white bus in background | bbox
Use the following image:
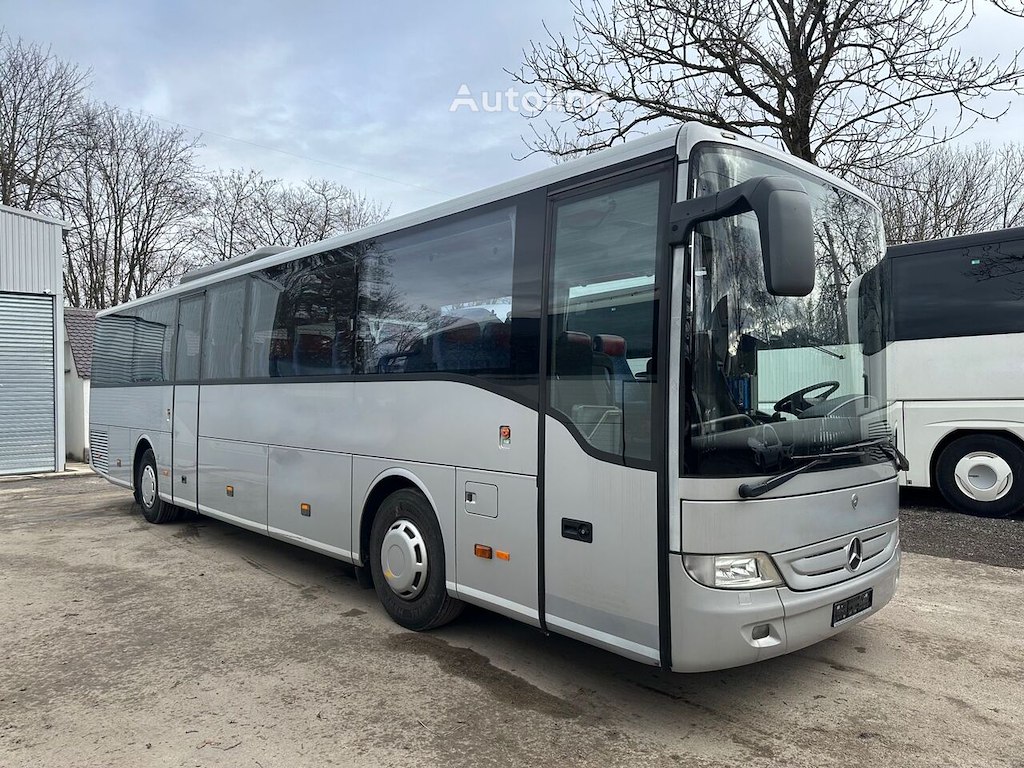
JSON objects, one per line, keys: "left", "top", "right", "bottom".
{"left": 90, "top": 123, "right": 902, "bottom": 673}
{"left": 853, "top": 227, "right": 1024, "bottom": 517}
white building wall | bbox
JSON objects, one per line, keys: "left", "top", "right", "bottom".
{"left": 63, "top": 340, "right": 91, "bottom": 462}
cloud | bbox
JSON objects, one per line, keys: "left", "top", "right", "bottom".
{"left": 2, "top": 0, "right": 1020, "bottom": 218}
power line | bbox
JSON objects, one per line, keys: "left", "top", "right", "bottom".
{"left": 131, "top": 108, "right": 447, "bottom": 197}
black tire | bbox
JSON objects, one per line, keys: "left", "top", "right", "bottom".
{"left": 935, "top": 435, "right": 1024, "bottom": 518}
{"left": 369, "top": 489, "right": 463, "bottom": 630}
{"left": 135, "top": 448, "right": 179, "bottom": 524}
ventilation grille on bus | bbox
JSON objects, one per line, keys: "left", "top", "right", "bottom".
{"left": 89, "top": 430, "right": 109, "bottom": 473}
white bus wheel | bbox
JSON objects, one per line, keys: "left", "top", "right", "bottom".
{"left": 936, "top": 435, "right": 1024, "bottom": 518}
{"left": 135, "top": 448, "right": 180, "bottom": 524}
{"left": 369, "top": 488, "right": 463, "bottom": 631}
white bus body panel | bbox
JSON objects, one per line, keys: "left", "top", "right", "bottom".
{"left": 543, "top": 418, "right": 661, "bottom": 664}
{"left": 172, "top": 385, "right": 199, "bottom": 508}
{"left": 198, "top": 437, "right": 268, "bottom": 529}
{"left": 898, "top": 400, "right": 1024, "bottom": 488}
{"left": 268, "top": 447, "right": 354, "bottom": 560}
{"left": 888, "top": 335, "right": 1024, "bottom": 488}
{"left": 91, "top": 385, "right": 173, "bottom": 490}
{"left": 672, "top": 476, "right": 900, "bottom": 672}
{"left": 454, "top": 467, "right": 539, "bottom": 625}
{"left": 197, "top": 382, "right": 537, "bottom": 475}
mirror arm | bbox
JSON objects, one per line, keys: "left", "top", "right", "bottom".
{"left": 667, "top": 178, "right": 766, "bottom": 247}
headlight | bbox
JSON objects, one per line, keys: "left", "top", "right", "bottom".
{"left": 683, "top": 552, "right": 784, "bottom": 589}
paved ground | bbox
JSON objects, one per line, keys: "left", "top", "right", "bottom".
{"left": 899, "top": 487, "right": 1024, "bottom": 569}
{"left": 1, "top": 475, "right": 1022, "bottom": 768}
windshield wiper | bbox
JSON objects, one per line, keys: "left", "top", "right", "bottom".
{"left": 737, "top": 439, "right": 910, "bottom": 500}
{"left": 810, "top": 344, "right": 845, "bottom": 360}
{"left": 738, "top": 451, "right": 862, "bottom": 499}
{"left": 833, "top": 437, "right": 910, "bottom": 472}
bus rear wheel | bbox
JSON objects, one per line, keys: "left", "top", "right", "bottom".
{"left": 936, "top": 435, "right": 1024, "bottom": 518}
{"left": 136, "top": 449, "right": 179, "bottom": 524}
{"left": 369, "top": 488, "right": 463, "bottom": 630}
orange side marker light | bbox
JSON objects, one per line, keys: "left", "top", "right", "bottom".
{"left": 495, "top": 550, "right": 510, "bottom": 561}
{"left": 474, "top": 544, "right": 493, "bottom": 559}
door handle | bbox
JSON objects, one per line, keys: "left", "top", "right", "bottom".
{"left": 561, "top": 518, "right": 593, "bottom": 543}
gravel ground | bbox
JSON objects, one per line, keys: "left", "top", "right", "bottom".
{"left": 898, "top": 487, "right": 1024, "bottom": 569}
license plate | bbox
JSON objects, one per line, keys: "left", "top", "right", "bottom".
{"left": 831, "top": 588, "right": 873, "bottom": 626}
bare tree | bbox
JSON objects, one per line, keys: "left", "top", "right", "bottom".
{"left": 0, "top": 31, "right": 88, "bottom": 208}
{"left": 512, "top": 0, "right": 1024, "bottom": 178}
{"left": 864, "top": 141, "right": 1024, "bottom": 244}
{"left": 198, "top": 170, "right": 389, "bottom": 262}
{"left": 54, "top": 105, "right": 205, "bottom": 308}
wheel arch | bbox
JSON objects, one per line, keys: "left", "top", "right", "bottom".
{"left": 357, "top": 469, "right": 441, "bottom": 568}
{"left": 131, "top": 434, "right": 156, "bottom": 491}
{"left": 930, "top": 429, "right": 1024, "bottom": 488}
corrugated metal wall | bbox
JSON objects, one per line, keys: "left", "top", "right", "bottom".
{"left": 756, "top": 345, "right": 864, "bottom": 411}
{"left": 0, "top": 206, "right": 65, "bottom": 295}
{"left": 0, "top": 294, "right": 56, "bottom": 473}
{"left": 0, "top": 205, "right": 67, "bottom": 473}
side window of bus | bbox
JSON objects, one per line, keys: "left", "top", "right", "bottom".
{"left": 547, "top": 177, "right": 663, "bottom": 462}
{"left": 892, "top": 240, "right": 1024, "bottom": 340}
{"left": 356, "top": 207, "right": 516, "bottom": 376}
{"left": 132, "top": 300, "right": 176, "bottom": 382}
{"left": 246, "top": 250, "right": 357, "bottom": 378}
{"left": 175, "top": 296, "right": 204, "bottom": 382}
{"left": 202, "top": 280, "right": 246, "bottom": 381}
{"left": 93, "top": 300, "right": 176, "bottom": 385}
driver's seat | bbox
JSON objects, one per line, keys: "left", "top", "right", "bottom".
{"left": 692, "top": 296, "right": 742, "bottom": 424}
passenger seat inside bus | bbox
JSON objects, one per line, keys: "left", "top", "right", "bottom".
{"left": 552, "top": 330, "right": 622, "bottom": 453}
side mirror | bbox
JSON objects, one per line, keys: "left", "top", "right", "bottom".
{"left": 668, "top": 175, "right": 816, "bottom": 297}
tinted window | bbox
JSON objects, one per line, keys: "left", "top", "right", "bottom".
{"left": 357, "top": 207, "right": 516, "bottom": 377}
{"left": 547, "top": 175, "right": 664, "bottom": 462}
{"left": 202, "top": 280, "right": 245, "bottom": 380}
{"left": 132, "top": 300, "right": 176, "bottom": 382}
{"left": 93, "top": 299, "right": 176, "bottom": 385}
{"left": 892, "top": 238, "right": 1024, "bottom": 340}
{"left": 248, "top": 249, "right": 357, "bottom": 377}
{"left": 93, "top": 315, "right": 135, "bottom": 386}
{"left": 856, "top": 265, "right": 885, "bottom": 355}
{"left": 175, "top": 295, "right": 204, "bottom": 381}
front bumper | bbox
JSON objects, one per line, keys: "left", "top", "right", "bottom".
{"left": 669, "top": 542, "right": 901, "bottom": 673}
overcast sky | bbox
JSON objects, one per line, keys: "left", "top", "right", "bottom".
{"left": 2, "top": 1, "right": 1022, "bottom": 217}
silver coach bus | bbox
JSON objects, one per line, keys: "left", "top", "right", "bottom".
{"left": 90, "top": 123, "right": 902, "bottom": 672}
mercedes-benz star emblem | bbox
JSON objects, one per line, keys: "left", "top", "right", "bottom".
{"left": 847, "top": 538, "right": 864, "bottom": 571}
{"left": 851, "top": 493, "right": 859, "bottom": 509}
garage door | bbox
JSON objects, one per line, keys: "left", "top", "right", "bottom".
{"left": 0, "top": 292, "right": 56, "bottom": 474}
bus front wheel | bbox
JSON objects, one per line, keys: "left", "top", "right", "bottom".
{"left": 369, "top": 488, "right": 464, "bottom": 630}
{"left": 936, "top": 435, "right": 1024, "bottom": 518}
{"left": 135, "top": 449, "right": 179, "bottom": 524}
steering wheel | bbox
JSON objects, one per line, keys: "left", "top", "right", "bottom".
{"left": 773, "top": 381, "right": 841, "bottom": 417}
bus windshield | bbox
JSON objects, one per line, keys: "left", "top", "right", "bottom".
{"left": 685, "top": 143, "right": 890, "bottom": 478}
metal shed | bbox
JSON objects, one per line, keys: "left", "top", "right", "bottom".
{"left": 0, "top": 204, "right": 69, "bottom": 475}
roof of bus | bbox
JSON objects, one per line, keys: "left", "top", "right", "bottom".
{"left": 887, "top": 226, "right": 1024, "bottom": 258}
{"left": 99, "top": 122, "right": 875, "bottom": 317}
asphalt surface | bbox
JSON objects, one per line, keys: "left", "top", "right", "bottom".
{"left": 899, "top": 487, "right": 1024, "bottom": 569}
{"left": 1, "top": 475, "right": 1022, "bottom": 767}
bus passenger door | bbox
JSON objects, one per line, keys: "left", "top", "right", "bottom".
{"left": 541, "top": 165, "right": 671, "bottom": 666}
{"left": 172, "top": 294, "right": 204, "bottom": 510}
